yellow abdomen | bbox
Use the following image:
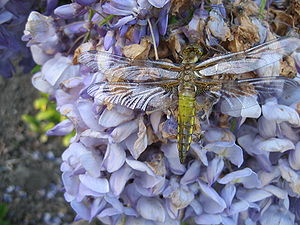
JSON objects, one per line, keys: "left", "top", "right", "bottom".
{"left": 178, "top": 84, "right": 196, "bottom": 163}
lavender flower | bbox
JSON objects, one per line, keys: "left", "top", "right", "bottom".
{"left": 102, "top": 0, "right": 170, "bottom": 48}
{"left": 22, "top": 1, "right": 300, "bottom": 225}
{"left": 0, "top": 0, "right": 37, "bottom": 77}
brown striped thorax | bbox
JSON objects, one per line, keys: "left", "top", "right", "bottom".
{"left": 78, "top": 37, "right": 300, "bottom": 163}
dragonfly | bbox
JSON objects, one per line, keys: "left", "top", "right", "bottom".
{"left": 78, "top": 37, "right": 300, "bottom": 163}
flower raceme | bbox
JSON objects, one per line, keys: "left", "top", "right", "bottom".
{"left": 22, "top": 0, "right": 300, "bottom": 224}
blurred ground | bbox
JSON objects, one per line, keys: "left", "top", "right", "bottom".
{"left": 0, "top": 73, "right": 98, "bottom": 225}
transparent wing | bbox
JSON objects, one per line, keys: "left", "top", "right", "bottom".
{"left": 195, "top": 37, "right": 300, "bottom": 76}
{"left": 194, "top": 76, "right": 299, "bottom": 115}
{"left": 87, "top": 81, "right": 178, "bottom": 112}
{"left": 78, "top": 50, "right": 181, "bottom": 82}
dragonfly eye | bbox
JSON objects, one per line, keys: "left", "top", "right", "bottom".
{"left": 182, "top": 45, "right": 204, "bottom": 63}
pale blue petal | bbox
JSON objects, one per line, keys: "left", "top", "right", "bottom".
{"left": 70, "top": 200, "right": 91, "bottom": 220}
{"left": 79, "top": 174, "right": 109, "bottom": 193}
{"left": 136, "top": 197, "right": 165, "bottom": 222}
{"left": 221, "top": 184, "right": 236, "bottom": 207}
{"left": 110, "top": 164, "right": 133, "bottom": 196}
{"left": 218, "top": 168, "right": 261, "bottom": 189}
{"left": 237, "top": 189, "right": 272, "bottom": 203}
{"left": 180, "top": 160, "right": 201, "bottom": 185}
{"left": 194, "top": 214, "right": 222, "bottom": 224}
{"left": 102, "top": 143, "right": 126, "bottom": 173}
{"left": 161, "top": 143, "right": 186, "bottom": 175}
{"left": 206, "top": 157, "right": 224, "bottom": 185}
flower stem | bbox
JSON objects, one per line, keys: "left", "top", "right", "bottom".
{"left": 147, "top": 18, "right": 159, "bottom": 60}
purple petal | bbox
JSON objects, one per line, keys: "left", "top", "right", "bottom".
{"left": 31, "top": 72, "right": 54, "bottom": 94}
{"left": 80, "top": 151, "right": 102, "bottom": 177}
{"left": 62, "top": 142, "right": 88, "bottom": 164}
{"left": 158, "top": 3, "right": 169, "bottom": 35}
{"left": 126, "top": 158, "right": 155, "bottom": 176}
{"left": 194, "top": 214, "right": 222, "bottom": 224}
{"left": 169, "top": 185, "right": 194, "bottom": 210}
{"left": 30, "top": 45, "right": 53, "bottom": 65}
{"left": 110, "top": 119, "right": 139, "bottom": 143}
{"left": 104, "top": 30, "right": 116, "bottom": 51}
{"left": 204, "top": 128, "right": 235, "bottom": 143}
{"left": 54, "top": 3, "right": 83, "bottom": 19}
{"left": 259, "top": 205, "right": 295, "bottom": 225}
{"left": 150, "top": 111, "right": 162, "bottom": 133}
{"left": 110, "top": 164, "right": 133, "bottom": 196}
{"left": 279, "top": 122, "right": 299, "bottom": 143}
{"left": 64, "top": 21, "right": 88, "bottom": 36}
{"left": 258, "top": 116, "right": 277, "bottom": 138}
{"left": 90, "top": 198, "right": 106, "bottom": 218}
{"left": 42, "top": 54, "right": 80, "bottom": 87}
{"left": 79, "top": 174, "right": 109, "bottom": 193}
{"left": 218, "top": 168, "right": 261, "bottom": 189}
{"left": 102, "top": 1, "right": 134, "bottom": 16}
{"left": 112, "top": 15, "right": 134, "bottom": 28}
{"left": 147, "top": 0, "right": 169, "bottom": 8}
{"left": 98, "top": 207, "right": 121, "bottom": 217}
{"left": 161, "top": 143, "right": 186, "bottom": 175}
{"left": 263, "top": 185, "right": 288, "bottom": 203}
{"left": 206, "top": 157, "right": 224, "bottom": 185}
{"left": 258, "top": 167, "right": 281, "bottom": 186}
{"left": 136, "top": 197, "right": 165, "bottom": 222}
{"left": 180, "top": 160, "right": 201, "bottom": 185}
{"left": 129, "top": 116, "right": 148, "bottom": 159}
{"left": 45, "top": 0, "right": 58, "bottom": 15}
{"left": 191, "top": 143, "right": 208, "bottom": 166}
{"left": 236, "top": 189, "right": 272, "bottom": 203}
{"left": 77, "top": 100, "right": 102, "bottom": 131}
{"left": 221, "top": 184, "right": 236, "bottom": 207}
{"left": 75, "top": 0, "right": 97, "bottom": 6}
{"left": 70, "top": 200, "right": 91, "bottom": 221}
{"left": 262, "top": 102, "right": 300, "bottom": 126}
{"left": 98, "top": 106, "right": 135, "bottom": 128}
{"left": 198, "top": 181, "right": 226, "bottom": 212}
{"left": 102, "top": 143, "right": 126, "bottom": 173}
{"left": 62, "top": 171, "right": 80, "bottom": 196}
{"left": 78, "top": 183, "right": 104, "bottom": 199}
{"left": 227, "top": 200, "right": 249, "bottom": 215}
{"left": 289, "top": 142, "right": 300, "bottom": 170}
{"left": 190, "top": 199, "right": 203, "bottom": 215}
{"left": 257, "top": 138, "right": 295, "bottom": 153}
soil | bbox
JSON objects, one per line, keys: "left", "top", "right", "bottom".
{"left": 0, "top": 73, "right": 99, "bottom": 225}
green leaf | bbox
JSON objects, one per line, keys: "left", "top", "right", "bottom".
{"left": 36, "top": 110, "right": 58, "bottom": 121}
{"left": 40, "top": 134, "right": 48, "bottom": 143}
{"left": 33, "top": 97, "right": 48, "bottom": 111}
{"left": 0, "top": 204, "right": 8, "bottom": 218}
{"left": 62, "top": 132, "right": 75, "bottom": 147}
{"left": 21, "top": 114, "right": 38, "bottom": 125}
{"left": 30, "top": 65, "right": 41, "bottom": 74}
{"left": 41, "top": 122, "right": 55, "bottom": 132}
{"left": 168, "top": 15, "right": 178, "bottom": 25}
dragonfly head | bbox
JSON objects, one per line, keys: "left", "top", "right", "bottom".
{"left": 181, "top": 45, "right": 203, "bottom": 64}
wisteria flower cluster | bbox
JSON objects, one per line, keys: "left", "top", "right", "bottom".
{"left": 22, "top": 0, "right": 300, "bottom": 224}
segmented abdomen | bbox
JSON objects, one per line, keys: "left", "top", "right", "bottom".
{"left": 177, "top": 84, "right": 196, "bottom": 163}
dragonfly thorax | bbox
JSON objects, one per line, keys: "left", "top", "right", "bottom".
{"left": 179, "top": 70, "right": 195, "bottom": 82}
